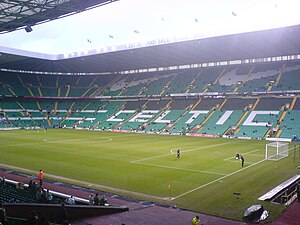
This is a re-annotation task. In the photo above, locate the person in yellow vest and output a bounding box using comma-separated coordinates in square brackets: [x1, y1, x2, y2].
[191, 215, 200, 225]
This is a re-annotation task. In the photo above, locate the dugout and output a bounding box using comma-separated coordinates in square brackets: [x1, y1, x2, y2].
[258, 174, 300, 204]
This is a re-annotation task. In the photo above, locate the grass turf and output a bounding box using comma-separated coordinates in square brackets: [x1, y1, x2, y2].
[0, 129, 299, 221]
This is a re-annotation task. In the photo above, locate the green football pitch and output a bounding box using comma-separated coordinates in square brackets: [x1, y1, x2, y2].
[0, 129, 299, 221]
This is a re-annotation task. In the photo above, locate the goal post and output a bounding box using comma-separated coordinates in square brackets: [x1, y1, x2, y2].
[265, 142, 289, 161]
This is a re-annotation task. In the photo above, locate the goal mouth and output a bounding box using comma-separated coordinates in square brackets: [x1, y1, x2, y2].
[265, 142, 289, 161]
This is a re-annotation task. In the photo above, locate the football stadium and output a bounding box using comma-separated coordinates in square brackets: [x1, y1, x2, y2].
[0, 1, 300, 225]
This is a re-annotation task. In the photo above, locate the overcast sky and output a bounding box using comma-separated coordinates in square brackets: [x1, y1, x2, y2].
[0, 0, 299, 55]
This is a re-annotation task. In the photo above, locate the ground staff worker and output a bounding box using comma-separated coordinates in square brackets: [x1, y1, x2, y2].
[191, 215, 200, 225]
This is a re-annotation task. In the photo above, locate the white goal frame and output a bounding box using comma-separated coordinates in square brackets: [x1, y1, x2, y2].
[265, 142, 289, 161]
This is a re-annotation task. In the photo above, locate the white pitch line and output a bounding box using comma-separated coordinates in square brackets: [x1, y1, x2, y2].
[0, 141, 45, 148]
[176, 142, 231, 154]
[132, 142, 230, 163]
[43, 136, 113, 143]
[133, 161, 228, 176]
[224, 149, 262, 161]
[0, 163, 168, 201]
[173, 158, 267, 200]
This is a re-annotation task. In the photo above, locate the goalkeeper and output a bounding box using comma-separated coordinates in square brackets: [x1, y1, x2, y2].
[241, 155, 245, 167]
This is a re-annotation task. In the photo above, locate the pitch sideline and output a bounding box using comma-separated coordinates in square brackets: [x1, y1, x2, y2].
[0, 163, 168, 201]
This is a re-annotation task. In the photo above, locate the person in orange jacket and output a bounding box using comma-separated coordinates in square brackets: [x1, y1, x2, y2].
[38, 169, 43, 187]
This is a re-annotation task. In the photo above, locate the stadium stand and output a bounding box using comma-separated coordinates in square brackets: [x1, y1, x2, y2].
[0, 37, 299, 141]
[273, 62, 300, 91]
[190, 67, 224, 93]
[144, 99, 169, 110]
[1, 27, 300, 225]
[95, 101, 126, 130]
[279, 110, 300, 139]
[199, 109, 244, 136]
[0, 175, 129, 225]
[237, 63, 282, 93]
[0, 183, 37, 204]
[1, 65, 299, 140]
[1, 1, 299, 225]
[164, 71, 196, 94]
[278, 98, 300, 139]
[142, 73, 173, 96]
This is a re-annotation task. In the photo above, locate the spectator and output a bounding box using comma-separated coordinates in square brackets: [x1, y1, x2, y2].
[94, 193, 100, 205]
[99, 195, 107, 206]
[65, 196, 75, 205]
[28, 180, 33, 190]
[32, 181, 37, 192]
[36, 187, 43, 202]
[40, 189, 47, 203]
[88, 193, 94, 205]
[46, 189, 53, 203]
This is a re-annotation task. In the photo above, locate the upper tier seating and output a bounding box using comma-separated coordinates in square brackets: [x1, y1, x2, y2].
[165, 71, 197, 94]
[274, 67, 300, 91]
[238, 63, 281, 93]
[191, 67, 223, 93]
[142, 75, 172, 96]
[1, 62, 298, 98]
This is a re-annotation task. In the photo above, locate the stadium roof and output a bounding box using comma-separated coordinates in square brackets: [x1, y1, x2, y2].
[0, 0, 299, 74]
[0, 24, 300, 74]
[0, 0, 115, 34]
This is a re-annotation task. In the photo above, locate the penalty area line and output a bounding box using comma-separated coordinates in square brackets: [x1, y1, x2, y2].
[132, 142, 231, 163]
[172, 158, 267, 200]
[171, 142, 231, 155]
[132, 161, 228, 176]
[223, 148, 262, 161]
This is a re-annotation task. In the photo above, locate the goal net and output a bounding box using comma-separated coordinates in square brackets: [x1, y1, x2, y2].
[265, 142, 289, 161]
